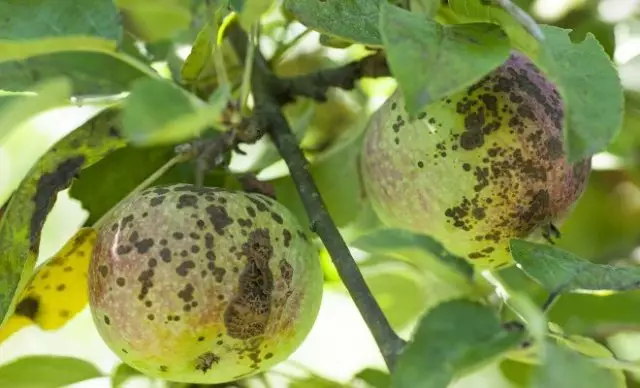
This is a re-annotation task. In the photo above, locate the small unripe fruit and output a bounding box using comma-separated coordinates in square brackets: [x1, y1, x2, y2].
[88, 184, 323, 383]
[360, 53, 591, 269]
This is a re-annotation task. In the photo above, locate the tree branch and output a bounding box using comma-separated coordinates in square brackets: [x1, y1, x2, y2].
[225, 24, 406, 370]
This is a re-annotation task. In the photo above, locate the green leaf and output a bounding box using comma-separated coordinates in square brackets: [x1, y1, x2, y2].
[115, 0, 191, 42]
[0, 0, 121, 62]
[290, 376, 345, 388]
[235, 0, 274, 29]
[537, 25, 624, 162]
[532, 341, 625, 388]
[0, 51, 155, 95]
[0, 355, 103, 388]
[180, 18, 215, 85]
[441, 0, 541, 57]
[70, 144, 229, 226]
[121, 79, 230, 146]
[111, 362, 144, 388]
[353, 368, 391, 388]
[392, 299, 525, 388]
[283, 0, 382, 45]
[360, 259, 430, 330]
[510, 239, 640, 294]
[379, 3, 510, 116]
[0, 109, 126, 325]
[0, 78, 71, 142]
[351, 228, 474, 280]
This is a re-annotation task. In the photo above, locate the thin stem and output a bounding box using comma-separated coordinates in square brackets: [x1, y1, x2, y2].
[494, 0, 545, 41]
[226, 23, 406, 371]
[270, 28, 314, 66]
[211, 8, 230, 88]
[92, 153, 187, 229]
[240, 23, 258, 114]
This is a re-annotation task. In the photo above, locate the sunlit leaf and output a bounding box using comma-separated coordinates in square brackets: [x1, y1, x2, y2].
[0, 78, 71, 142]
[0, 355, 103, 388]
[0, 228, 97, 343]
[510, 239, 640, 293]
[111, 362, 144, 388]
[121, 79, 231, 146]
[0, 109, 126, 325]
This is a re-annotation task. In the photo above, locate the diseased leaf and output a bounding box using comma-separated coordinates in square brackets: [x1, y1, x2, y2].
[510, 239, 640, 294]
[0, 78, 71, 142]
[122, 79, 231, 146]
[0, 228, 97, 343]
[532, 341, 625, 388]
[351, 228, 474, 280]
[0, 355, 103, 388]
[392, 299, 525, 388]
[0, 51, 155, 95]
[115, 0, 191, 42]
[380, 2, 510, 116]
[0, 109, 126, 325]
[283, 0, 382, 45]
[537, 25, 624, 162]
[0, 0, 121, 62]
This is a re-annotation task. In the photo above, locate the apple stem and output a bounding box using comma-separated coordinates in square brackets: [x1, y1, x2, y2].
[226, 22, 406, 371]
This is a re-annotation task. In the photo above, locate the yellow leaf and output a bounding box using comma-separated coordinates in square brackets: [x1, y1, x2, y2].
[0, 228, 97, 343]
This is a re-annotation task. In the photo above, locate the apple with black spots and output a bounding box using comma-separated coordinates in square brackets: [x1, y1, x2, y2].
[88, 184, 323, 383]
[360, 52, 591, 269]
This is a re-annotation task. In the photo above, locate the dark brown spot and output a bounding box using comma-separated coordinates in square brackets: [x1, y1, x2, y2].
[176, 261, 196, 276]
[150, 196, 165, 207]
[178, 284, 195, 303]
[206, 205, 233, 235]
[116, 277, 125, 287]
[282, 229, 292, 248]
[195, 352, 220, 373]
[135, 238, 154, 254]
[98, 265, 108, 277]
[160, 248, 172, 262]
[14, 297, 39, 319]
[177, 194, 198, 209]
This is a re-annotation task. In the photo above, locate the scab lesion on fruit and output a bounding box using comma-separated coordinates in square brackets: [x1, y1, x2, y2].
[195, 351, 220, 373]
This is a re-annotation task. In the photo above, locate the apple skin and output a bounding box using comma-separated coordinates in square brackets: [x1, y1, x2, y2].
[360, 53, 591, 269]
[88, 184, 323, 383]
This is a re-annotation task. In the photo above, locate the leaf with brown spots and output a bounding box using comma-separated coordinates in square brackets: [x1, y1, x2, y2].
[0, 228, 97, 343]
[0, 109, 126, 325]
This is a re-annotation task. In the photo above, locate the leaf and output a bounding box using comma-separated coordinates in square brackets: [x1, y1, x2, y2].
[537, 25, 624, 162]
[0, 78, 71, 143]
[353, 368, 391, 388]
[532, 341, 625, 388]
[0, 356, 102, 388]
[379, 2, 510, 116]
[122, 79, 231, 146]
[441, 0, 541, 57]
[234, 0, 274, 29]
[0, 109, 126, 325]
[0, 228, 97, 343]
[111, 362, 144, 388]
[289, 376, 345, 388]
[180, 18, 215, 85]
[410, 0, 441, 17]
[283, 0, 382, 45]
[70, 144, 229, 226]
[0, 51, 155, 95]
[351, 228, 474, 280]
[360, 259, 430, 330]
[510, 239, 640, 294]
[0, 0, 121, 62]
[115, 0, 191, 42]
[392, 299, 525, 388]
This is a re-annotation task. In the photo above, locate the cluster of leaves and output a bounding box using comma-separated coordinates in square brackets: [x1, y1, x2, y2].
[1, 0, 640, 388]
